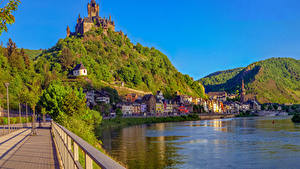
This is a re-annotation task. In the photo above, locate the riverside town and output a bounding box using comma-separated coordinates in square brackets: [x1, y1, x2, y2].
[0, 0, 300, 169]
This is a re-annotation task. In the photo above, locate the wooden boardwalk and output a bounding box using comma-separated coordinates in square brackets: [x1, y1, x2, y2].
[0, 125, 60, 169]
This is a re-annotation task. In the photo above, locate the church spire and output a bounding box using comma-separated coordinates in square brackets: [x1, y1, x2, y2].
[240, 79, 246, 103]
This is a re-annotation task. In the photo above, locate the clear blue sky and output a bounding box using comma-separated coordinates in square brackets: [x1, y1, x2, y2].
[1, 0, 300, 79]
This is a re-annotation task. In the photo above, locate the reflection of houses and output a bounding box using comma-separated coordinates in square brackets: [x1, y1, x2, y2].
[73, 63, 87, 76]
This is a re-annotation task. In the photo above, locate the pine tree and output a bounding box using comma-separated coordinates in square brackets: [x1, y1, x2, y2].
[6, 38, 24, 70]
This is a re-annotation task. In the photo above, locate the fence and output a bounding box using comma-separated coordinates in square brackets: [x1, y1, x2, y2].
[0, 123, 32, 136]
[0, 109, 32, 117]
[51, 120, 125, 169]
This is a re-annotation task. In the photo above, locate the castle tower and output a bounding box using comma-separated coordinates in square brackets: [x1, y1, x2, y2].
[240, 79, 246, 103]
[77, 14, 82, 23]
[66, 26, 70, 37]
[88, 0, 99, 18]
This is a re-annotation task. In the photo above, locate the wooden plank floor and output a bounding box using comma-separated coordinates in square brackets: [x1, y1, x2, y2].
[0, 126, 60, 169]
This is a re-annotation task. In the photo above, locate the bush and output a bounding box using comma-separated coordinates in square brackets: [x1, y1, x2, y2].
[292, 114, 300, 123]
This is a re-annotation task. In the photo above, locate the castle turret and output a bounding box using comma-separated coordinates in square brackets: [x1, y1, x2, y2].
[77, 14, 82, 23]
[66, 26, 70, 37]
[88, 0, 99, 18]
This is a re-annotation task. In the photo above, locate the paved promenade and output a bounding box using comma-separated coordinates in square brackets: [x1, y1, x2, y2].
[0, 125, 60, 169]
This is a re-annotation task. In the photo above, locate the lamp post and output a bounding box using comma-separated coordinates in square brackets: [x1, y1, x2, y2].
[4, 83, 10, 133]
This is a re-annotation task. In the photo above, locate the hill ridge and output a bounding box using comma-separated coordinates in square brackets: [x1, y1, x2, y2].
[199, 57, 300, 104]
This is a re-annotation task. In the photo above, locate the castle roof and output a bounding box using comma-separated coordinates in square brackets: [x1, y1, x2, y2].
[73, 64, 86, 71]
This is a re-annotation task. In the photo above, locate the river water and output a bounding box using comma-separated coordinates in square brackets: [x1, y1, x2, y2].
[101, 116, 300, 169]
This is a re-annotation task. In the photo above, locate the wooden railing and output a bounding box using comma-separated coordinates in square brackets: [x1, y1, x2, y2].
[0, 123, 32, 136]
[51, 120, 126, 169]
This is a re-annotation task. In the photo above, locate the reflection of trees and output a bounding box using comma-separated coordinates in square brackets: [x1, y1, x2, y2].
[102, 123, 185, 169]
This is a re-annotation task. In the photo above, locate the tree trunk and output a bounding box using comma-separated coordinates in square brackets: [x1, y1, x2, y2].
[43, 113, 46, 122]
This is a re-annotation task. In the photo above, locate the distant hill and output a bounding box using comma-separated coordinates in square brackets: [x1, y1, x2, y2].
[17, 49, 42, 60]
[36, 28, 206, 98]
[199, 58, 300, 104]
[23, 49, 42, 59]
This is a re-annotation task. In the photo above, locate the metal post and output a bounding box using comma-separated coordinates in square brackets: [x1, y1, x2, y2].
[26, 103, 28, 124]
[19, 103, 21, 125]
[32, 108, 36, 135]
[5, 83, 10, 133]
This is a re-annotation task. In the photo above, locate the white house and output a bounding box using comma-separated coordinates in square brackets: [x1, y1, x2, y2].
[73, 64, 87, 76]
[96, 96, 110, 104]
[85, 90, 96, 107]
[121, 104, 134, 116]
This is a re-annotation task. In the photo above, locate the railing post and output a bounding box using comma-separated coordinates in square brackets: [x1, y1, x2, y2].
[67, 136, 72, 150]
[85, 153, 93, 169]
[67, 135, 72, 169]
[74, 142, 79, 161]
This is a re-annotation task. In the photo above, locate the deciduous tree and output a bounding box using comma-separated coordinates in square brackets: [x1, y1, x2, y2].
[0, 0, 21, 35]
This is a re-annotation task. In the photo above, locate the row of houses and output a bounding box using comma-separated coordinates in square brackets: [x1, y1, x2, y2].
[84, 88, 263, 117]
[118, 92, 193, 116]
[118, 91, 228, 116]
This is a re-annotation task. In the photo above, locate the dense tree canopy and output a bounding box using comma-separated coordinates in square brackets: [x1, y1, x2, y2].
[37, 28, 206, 99]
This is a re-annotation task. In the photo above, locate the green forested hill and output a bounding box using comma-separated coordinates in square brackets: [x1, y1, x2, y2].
[198, 58, 300, 104]
[36, 28, 206, 98]
[200, 67, 244, 92]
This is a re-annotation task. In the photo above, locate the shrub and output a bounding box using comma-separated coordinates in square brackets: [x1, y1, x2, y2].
[292, 114, 300, 123]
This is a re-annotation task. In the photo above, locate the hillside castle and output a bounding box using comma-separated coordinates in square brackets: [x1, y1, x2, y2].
[67, 0, 115, 37]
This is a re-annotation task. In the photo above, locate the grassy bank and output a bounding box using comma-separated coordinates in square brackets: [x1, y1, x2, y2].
[235, 111, 258, 117]
[100, 114, 200, 129]
[0, 117, 32, 125]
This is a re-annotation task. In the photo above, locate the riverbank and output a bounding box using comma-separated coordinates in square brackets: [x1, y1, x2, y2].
[99, 114, 237, 130]
[100, 114, 200, 129]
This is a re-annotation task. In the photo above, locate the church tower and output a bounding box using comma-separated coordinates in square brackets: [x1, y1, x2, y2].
[240, 79, 246, 103]
[88, 0, 99, 18]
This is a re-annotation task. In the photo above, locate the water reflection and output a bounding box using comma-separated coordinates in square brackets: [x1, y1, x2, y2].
[101, 123, 186, 169]
[101, 116, 300, 169]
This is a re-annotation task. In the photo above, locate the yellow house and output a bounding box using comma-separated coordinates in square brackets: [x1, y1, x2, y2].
[155, 103, 164, 114]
